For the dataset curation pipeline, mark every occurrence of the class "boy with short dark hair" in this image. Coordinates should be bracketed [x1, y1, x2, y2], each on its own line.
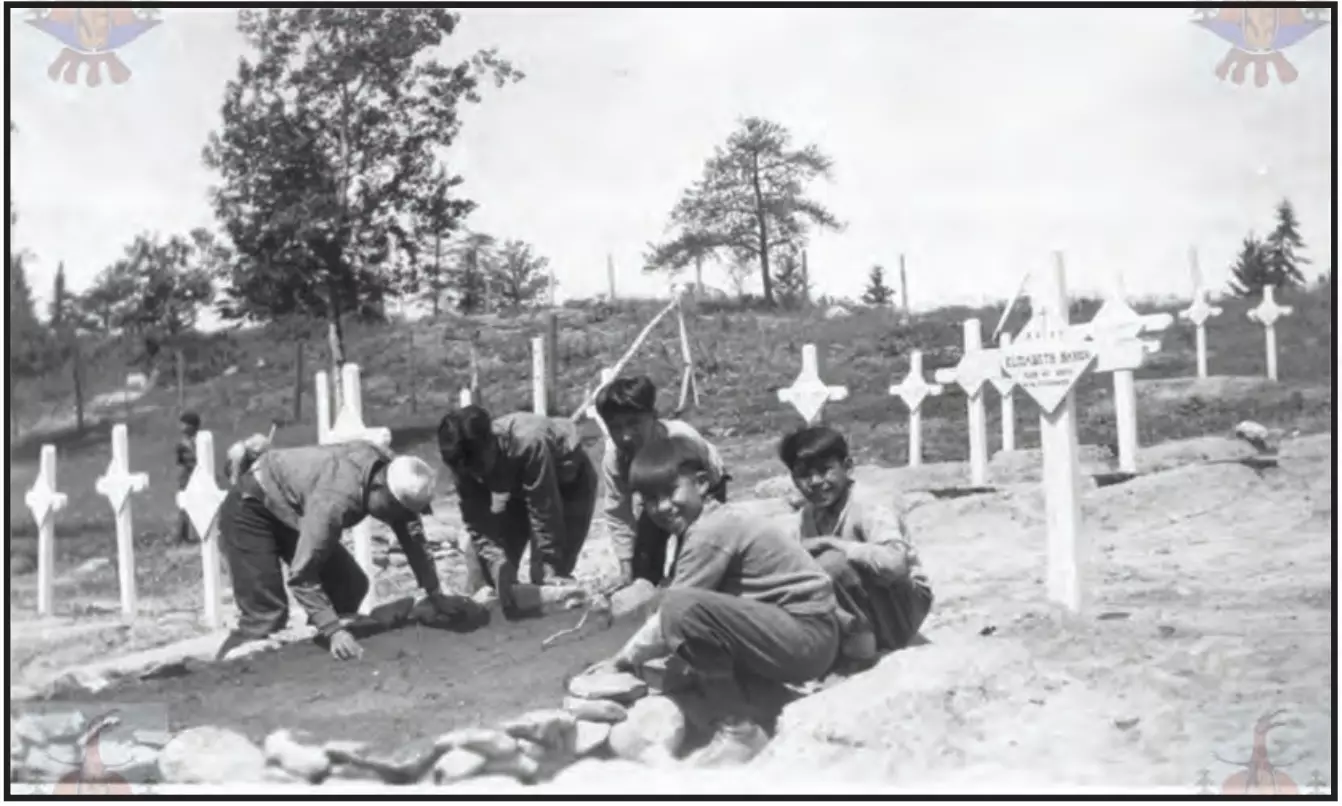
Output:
[437, 404, 598, 615]
[602, 435, 840, 767]
[594, 375, 729, 588]
[175, 411, 201, 544]
[778, 425, 933, 664]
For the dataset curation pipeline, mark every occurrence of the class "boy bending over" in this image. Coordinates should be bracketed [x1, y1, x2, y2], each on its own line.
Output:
[779, 425, 933, 665]
[603, 435, 840, 766]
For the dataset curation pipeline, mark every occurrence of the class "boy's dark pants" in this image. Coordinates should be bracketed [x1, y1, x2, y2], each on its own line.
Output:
[659, 588, 838, 727]
[483, 452, 599, 584]
[217, 478, 368, 639]
[811, 546, 932, 652]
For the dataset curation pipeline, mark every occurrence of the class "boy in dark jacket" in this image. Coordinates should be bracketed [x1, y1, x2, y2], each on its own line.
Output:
[437, 405, 599, 616]
[594, 376, 729, 588]
[600, 435, 840, 767]
[175, 411, 201, 544]
[215, 441, 457, 662]
[779, 425, 933, 666]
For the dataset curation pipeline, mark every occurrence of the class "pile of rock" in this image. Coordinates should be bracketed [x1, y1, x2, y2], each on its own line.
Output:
[10, 707, 167, 784]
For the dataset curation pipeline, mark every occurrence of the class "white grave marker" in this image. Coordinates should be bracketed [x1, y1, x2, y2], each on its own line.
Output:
[1178, 248, 1222, 379]
[315, 370, 332, 445]
[175, 431, 228, 630]
[992, 334, 1018, 453]
[324, 363, 392, 614]
[778, 344, 849, 425]
[1075, 272, 1173, 474]
[25, 445, 68, 616]
[531, 336, 547, 415]
[933, 320, 998, 486]
[459, 388, 474, 408]
[94, 424, 149, 618]
[1246, 285, 1293, 382]
[887, 350, 943, 467]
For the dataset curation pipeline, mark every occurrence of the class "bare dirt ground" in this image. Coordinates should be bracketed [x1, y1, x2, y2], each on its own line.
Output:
[9, 431, 1334, 791]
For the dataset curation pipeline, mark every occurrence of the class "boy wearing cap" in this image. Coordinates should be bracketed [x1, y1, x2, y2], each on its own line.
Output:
[175, 411, 201, 544]
[214, 441, 452, 662]
[436, 405, 598, 614]
[594, 375, 730, 588]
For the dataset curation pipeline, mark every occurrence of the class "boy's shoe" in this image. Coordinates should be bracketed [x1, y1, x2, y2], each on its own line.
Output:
[684, 719, 770, 768]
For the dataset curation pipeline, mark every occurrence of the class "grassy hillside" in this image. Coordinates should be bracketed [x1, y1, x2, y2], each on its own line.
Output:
[8, 282, 1333, 568]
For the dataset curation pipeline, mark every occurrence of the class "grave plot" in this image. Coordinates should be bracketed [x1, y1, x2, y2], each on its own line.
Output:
[40, 608, 644, 760]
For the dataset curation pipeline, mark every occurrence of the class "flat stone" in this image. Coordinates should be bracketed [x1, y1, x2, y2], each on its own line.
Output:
[481, 748, 541, 783]
[562, 696, 628, 723]
[575, 720, 612, 757]
[158, 726, 269, 784]
[263, 729, 330, 783]
[501, 709, 577, 756]
[608, 695, 686, 763]
[609, 579, 660, 621]
[567, 671, 648, 704]
[322, 739, 369, 764]
[431, 748, 488, 784]
[434, 727, 519, 760]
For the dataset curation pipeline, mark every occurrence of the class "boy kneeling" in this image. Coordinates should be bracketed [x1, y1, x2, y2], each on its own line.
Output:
[779, 426, 933, 667]
[602, 436, 840, 766]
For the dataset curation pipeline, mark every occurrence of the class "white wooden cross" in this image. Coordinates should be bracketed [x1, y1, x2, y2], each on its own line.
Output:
[992, 334, 1019, 453]
[315, 369, 332, 445]
[887, 349, 943, 467]
[997, 254, 1157, 614]
[1178, 247, 1222, 379]
[1246, 285, 1293, 382]
[94, 423, 149, 618]
[176, 431, 228, 630]
[323, 363, 392, 614]
[459, 388, 474, 408]
[778, 344, 849, 425]
[531, 336, 547, 415]
[933, 319, 999, 486]
[1074, 271, 1173, 475]
[25, 444, 68, 616]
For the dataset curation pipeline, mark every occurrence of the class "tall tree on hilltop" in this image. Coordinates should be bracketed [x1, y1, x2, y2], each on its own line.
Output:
[861, 264, 895, 306]
[495, 239, 551, 309]
[48, 262, 90, 432]
[1227, 233, 1272, 298]
[202, 8, 522, 405]
[1264, 198, 1309, 289]
[646, 117, 842, 306]
[642, 230, 722, 295]
[410, 170, 472, 316]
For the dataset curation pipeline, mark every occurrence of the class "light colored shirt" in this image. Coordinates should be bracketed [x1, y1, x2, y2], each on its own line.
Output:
[799, 482, 929, 589]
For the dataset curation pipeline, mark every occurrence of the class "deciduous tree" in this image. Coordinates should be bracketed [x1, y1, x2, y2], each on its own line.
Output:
[495, 239, 551, 309]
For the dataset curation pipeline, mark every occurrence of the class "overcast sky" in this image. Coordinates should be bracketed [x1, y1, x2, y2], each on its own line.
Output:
[8, 7, 1334, 321]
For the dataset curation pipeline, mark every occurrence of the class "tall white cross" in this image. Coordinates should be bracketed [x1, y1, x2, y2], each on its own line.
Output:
[94, 424, 150, 618]
[991, 334, 1019, 453]
[1075, 271, 1173, 474]
[933, 319, 1000, 486]
[324, 363, 391, 614]
[1179, 247, 1222, 379]
[778, 344, 848, 425]
[26, 444, 68, 617]
[531, 336, 548, 415]
[315, 370, 332, 445]
[888, 349, 943, 467]
[176, 431, 228, 630]
[1246, 285, 1293, 382]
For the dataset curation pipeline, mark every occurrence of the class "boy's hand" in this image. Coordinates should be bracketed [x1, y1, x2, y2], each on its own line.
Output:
[802, 536, 845, 557]
[328, 629, 363, 661]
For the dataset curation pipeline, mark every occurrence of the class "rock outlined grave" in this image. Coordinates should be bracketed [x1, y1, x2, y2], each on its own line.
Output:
[1246, 284, 1293, 382]
[175, 431, 228, 630]
[778, 344, 848, 425]
[887, 349, 943, 467]
[25, 444, 69, 616]
[94, 423, 150, 619]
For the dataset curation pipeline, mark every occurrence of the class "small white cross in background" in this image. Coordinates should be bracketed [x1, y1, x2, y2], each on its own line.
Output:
[888, 349, 943, 467]
[1246, 285, 1293, 382]
[778, 344, 848, 425]
[95, 423, 150, 619]
[176, 431, 229, 630]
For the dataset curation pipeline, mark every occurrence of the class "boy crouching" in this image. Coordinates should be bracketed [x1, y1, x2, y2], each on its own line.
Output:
[601, 435, 841, 766]
[779, 425, 933, 667]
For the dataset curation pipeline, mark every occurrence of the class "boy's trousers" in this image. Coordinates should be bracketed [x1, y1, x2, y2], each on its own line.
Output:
[811, 545, 932, 653]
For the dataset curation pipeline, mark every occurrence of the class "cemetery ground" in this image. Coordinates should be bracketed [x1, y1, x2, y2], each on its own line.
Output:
[8, 283, 1334, 789]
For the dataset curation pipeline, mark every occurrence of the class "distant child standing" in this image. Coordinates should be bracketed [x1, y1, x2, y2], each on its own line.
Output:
[175, 411, 201, 544]
[594, 375, 730, 588]
[778, 425, 933, 664]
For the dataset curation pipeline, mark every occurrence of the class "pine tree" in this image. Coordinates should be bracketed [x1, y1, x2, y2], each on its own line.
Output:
[1227, 233, 1273, 297]
[861, 264, 894, 306]
[9, 253, 50, 377]
[1264, 198, 1309, 288]
[772, 250, 808, 309]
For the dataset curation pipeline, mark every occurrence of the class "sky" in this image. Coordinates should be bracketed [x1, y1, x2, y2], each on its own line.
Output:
[7, 7, 1335, 326]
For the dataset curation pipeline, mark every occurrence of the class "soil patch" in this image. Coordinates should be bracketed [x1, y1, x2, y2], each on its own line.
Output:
[40, 610, 641, 758]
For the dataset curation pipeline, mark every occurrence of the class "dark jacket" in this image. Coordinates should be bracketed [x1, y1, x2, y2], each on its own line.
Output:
[457, 412, 588, 554]
[176, 434, 197, 489]
[252, 442, 440, 637]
